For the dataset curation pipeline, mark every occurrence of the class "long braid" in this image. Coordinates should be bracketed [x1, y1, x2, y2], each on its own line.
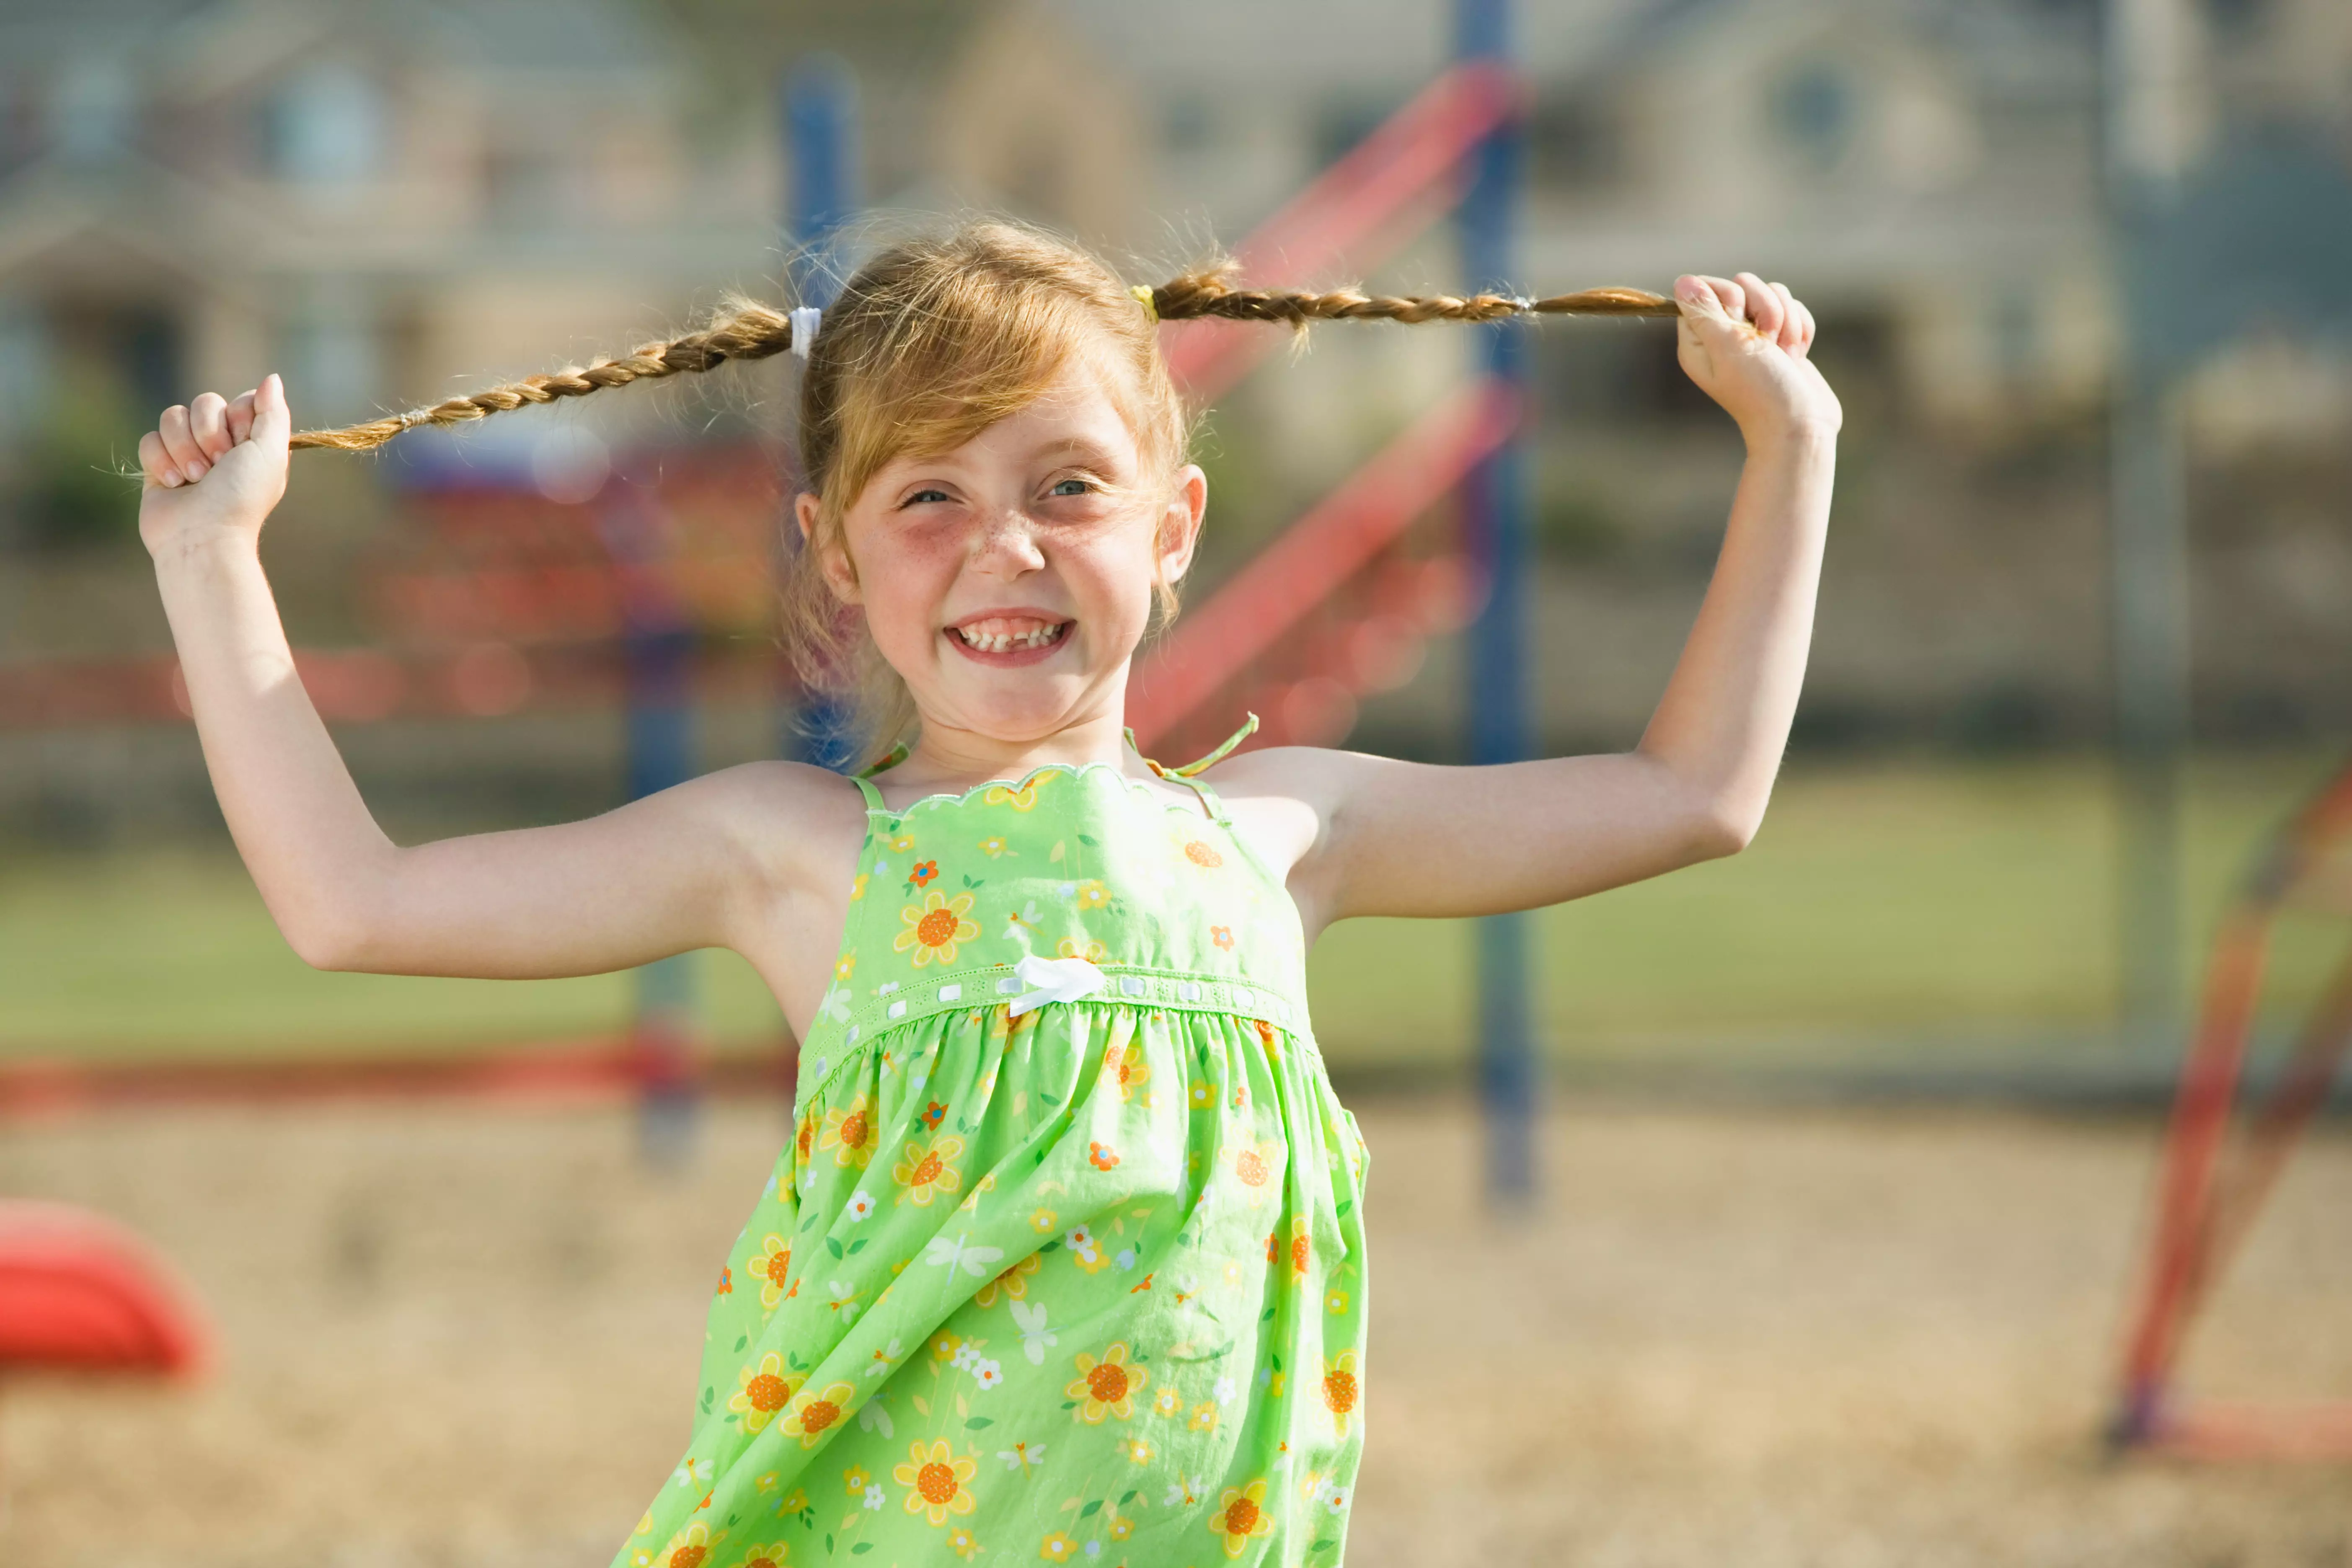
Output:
[287, 271, 1675, 454]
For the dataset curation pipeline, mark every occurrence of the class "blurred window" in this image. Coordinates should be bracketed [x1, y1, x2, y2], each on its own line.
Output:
[0, 295, 50, 446]
[51, 56, 136, 164]
[1771, 59, 1856, 172]
[1162, 93, 1214, 155]
[1528, 90, 1620, 190]
[261, 60, 387, 187]
[483, 129, 578, 225]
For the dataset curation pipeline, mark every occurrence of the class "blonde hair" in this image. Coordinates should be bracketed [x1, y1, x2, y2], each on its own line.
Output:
[287, 214, 1675, 765]
[785, 220, 1195, 764]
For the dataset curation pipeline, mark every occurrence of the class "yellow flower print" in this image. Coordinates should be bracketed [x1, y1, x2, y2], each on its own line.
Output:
[779, 1381, 856, 1448]
[1055, 936, 1107, 964]
[979, 834, 1011, 858]
[1211, 1480, 1277, 1558]
[896, 890, 980, 967]
[1151, 1384, 1185, 1418]
[1064, 1224, 1111, 1274]
[975, 1250, 1040, 1308]
[1099, 1040, 1150, 1101]
[739, 1543, 789, 1568]
[746, 1234, 793, 1310]
[727, 1351, 801, 1435]
[834, 953, 856, 983]
[655, 1523, 716, 1568]
[1040, 1534, 1076, 1563]
[844, 1465, 871, 1496]
[1070, 879, 1110, 910]
[1188, 1078, 1216, 1109]
[892, 1437, 979, 1526]
[1288, 1214, 1311, 1282]
[1121, 1435, 1154, 1465]
[983, 778, 1043, 810]
[777, 1488, 807, 1516]
[1030, 1207, 1058, 1234]
[850, 873, 869, 902]
[1109, 1514, 1135, 1541]
[1326, 1286, 1350, 1315]
[1322, 1348, 1361, 1437]
[1188, 1399, 1220, 1433]
[818, 1094, 877, 1169]
[892, 1134, 965, 1206]
[949, 1526, 982, 1560]
[1065, 1341, 1148, 1422]
[889, 832, 917, 854]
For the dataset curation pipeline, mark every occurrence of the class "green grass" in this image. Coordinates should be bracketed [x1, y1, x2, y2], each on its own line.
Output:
[4, 752, 2343, 1073]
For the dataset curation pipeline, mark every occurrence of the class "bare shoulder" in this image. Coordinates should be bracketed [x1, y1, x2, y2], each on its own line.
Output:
[660, 758, 870, 890]
[1187, 745, 1396, 927]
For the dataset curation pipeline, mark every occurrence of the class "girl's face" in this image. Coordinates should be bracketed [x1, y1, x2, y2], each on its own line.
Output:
[799, 354, 1206, 750]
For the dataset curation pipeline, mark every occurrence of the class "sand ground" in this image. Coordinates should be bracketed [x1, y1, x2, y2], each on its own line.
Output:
[3, 1098, 2348, 1567]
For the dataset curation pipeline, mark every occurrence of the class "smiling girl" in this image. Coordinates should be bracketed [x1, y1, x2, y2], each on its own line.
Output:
[136, 220, 1837, 1565]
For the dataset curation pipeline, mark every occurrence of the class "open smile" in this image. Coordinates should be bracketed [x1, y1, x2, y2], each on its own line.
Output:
[945, 612, 1073, 666]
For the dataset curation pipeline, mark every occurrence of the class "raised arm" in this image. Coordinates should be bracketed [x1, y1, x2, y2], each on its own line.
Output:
[138, 376, 853, 982]
[1256, 271, 1841, 931]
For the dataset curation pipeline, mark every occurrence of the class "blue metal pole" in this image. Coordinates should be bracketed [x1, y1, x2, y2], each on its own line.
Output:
[783, 56, 861, 772]
[1455, 0, 1538, 1206]
[600, 483, 700, 1164]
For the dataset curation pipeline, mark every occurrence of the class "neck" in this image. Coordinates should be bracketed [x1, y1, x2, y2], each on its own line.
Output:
[889, 702, 1146, 793]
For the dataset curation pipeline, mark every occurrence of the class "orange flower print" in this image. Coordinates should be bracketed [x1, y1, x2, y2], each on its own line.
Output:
[983, 778, 1043, 810]
[795, 1114, 816, 1165]
[1226, 1138, 1283, 1201]
[896, 891, 980, 967]
[1099, 1041, 1150, 1101]
[747, 1235, 793, 1310]
[974, 1251, 1040, 1308]
[740, 1544, 789, 1568]
[892, 1438, 979, 1526]
[1289, 1215, 1311, 1282]
[727, 1351, 801, 1435]
[1322, 1348, 1361, 1437]
[819, 1094, 877, 1169]
[1088, 1141, 1120, 1171]
[1065, 1342, 1148, 1422]
[780, 1381, 857, 1448]
[1210, 925, 1234, 951]
[1210, 1480, 1277, 1558]
[714, 1264, 733, 1297]
[910, 860, 940, 889]
[920, 1099, 948, 1130]
[892, 1134, 965, 1206]
[1255, 1017, 1283, 1061]
[656, 1522, 716, 1568]
[1183, 838, 1223, 868]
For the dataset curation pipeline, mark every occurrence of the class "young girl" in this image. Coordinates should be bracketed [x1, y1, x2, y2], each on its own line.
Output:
[136, 221, 1837, 1566]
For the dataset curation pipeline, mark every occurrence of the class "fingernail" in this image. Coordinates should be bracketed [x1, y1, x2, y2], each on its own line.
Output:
[163, 473, 181, 487]
[187, 463, 207, 480]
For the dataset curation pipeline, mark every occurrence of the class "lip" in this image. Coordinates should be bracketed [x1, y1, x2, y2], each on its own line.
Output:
[943, 607, 1074, 668]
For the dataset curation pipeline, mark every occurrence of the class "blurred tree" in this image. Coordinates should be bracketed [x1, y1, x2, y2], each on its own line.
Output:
[21, 363, 140, 554]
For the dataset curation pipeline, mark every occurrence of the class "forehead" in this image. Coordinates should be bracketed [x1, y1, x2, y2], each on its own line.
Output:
[889, 351, 1145, 475]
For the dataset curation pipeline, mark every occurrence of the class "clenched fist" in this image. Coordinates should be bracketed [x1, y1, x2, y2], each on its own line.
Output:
[1671, 272, 1841, 446]
[137, 372, 292, 558]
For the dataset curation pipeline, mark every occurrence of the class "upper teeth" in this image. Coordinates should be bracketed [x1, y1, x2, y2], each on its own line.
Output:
[957, 623, 1065, 653]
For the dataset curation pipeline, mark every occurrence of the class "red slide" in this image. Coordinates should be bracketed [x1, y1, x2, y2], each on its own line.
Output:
[0, 1202, 210, 1379]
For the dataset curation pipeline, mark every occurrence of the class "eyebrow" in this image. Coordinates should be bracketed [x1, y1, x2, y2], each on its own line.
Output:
[1027, 436, 1126, 469]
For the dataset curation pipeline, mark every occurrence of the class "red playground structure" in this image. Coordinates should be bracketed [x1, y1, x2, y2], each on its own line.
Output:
[2112, 755, 2352, 1460]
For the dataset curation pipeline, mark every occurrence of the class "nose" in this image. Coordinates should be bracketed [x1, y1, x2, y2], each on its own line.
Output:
[968, 504, 1045, 578]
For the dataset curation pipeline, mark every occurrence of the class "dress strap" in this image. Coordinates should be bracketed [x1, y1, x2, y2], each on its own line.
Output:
[1126, 713, 1257, 824]
[851, 741, 910, 811]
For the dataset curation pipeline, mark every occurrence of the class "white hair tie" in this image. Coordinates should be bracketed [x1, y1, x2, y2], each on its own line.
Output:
[788, 305, 822, 362]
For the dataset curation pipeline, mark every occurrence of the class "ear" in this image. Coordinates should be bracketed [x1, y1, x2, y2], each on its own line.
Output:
[796, 490, 863, 606]
[1155, 463, 1208, 586]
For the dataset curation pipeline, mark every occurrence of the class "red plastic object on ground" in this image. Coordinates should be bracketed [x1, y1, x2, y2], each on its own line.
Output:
[2112, 756, 2352, 1459]
[0, 1202, 210, 1379]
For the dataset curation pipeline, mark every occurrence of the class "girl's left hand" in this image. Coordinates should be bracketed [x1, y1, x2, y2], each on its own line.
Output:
[1672, 271, 1842, 445]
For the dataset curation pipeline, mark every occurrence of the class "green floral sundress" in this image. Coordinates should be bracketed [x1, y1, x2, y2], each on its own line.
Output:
[619, 723, 1372, 1568]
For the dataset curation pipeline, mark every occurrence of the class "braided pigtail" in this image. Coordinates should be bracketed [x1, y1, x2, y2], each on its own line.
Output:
[285, 263, 1676, 453]
[287, 295, 809, 452]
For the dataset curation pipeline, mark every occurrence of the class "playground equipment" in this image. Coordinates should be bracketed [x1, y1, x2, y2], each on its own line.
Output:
[2112, 755, 2352, 1460]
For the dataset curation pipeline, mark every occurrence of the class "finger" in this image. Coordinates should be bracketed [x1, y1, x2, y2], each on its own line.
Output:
[250, 371, 292, 454]
[1737, 272, 1783, 340]
[1707, 274, 1744, 324]
[189, 392, 232, 460]
[1768, 283, 1802, 351]
[226, 389, 258, 444]
[157, 405, 209, 484]
[1673, 274, 1732, 324]
[1791, 298, 1817, 359]
[139, 429, 182, 488]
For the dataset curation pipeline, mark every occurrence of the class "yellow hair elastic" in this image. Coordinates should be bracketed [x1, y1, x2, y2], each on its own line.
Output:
[1129, 283, 1158, 322]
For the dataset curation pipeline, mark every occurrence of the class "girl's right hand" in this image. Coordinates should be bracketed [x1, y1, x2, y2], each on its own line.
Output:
[137, 373, 292, 557]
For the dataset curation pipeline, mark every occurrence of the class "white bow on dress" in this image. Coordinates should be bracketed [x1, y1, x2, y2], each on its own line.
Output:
[1007, 953, 1109, 1017]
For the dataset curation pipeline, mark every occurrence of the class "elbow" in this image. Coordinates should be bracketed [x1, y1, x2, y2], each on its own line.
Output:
[280, 905, 375, 972]
[1688, 798, 1762, 862]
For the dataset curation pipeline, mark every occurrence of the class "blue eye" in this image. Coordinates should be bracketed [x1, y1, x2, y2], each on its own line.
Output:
[1050, 478, 1094, 497]
[905, 487, 950, 506]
